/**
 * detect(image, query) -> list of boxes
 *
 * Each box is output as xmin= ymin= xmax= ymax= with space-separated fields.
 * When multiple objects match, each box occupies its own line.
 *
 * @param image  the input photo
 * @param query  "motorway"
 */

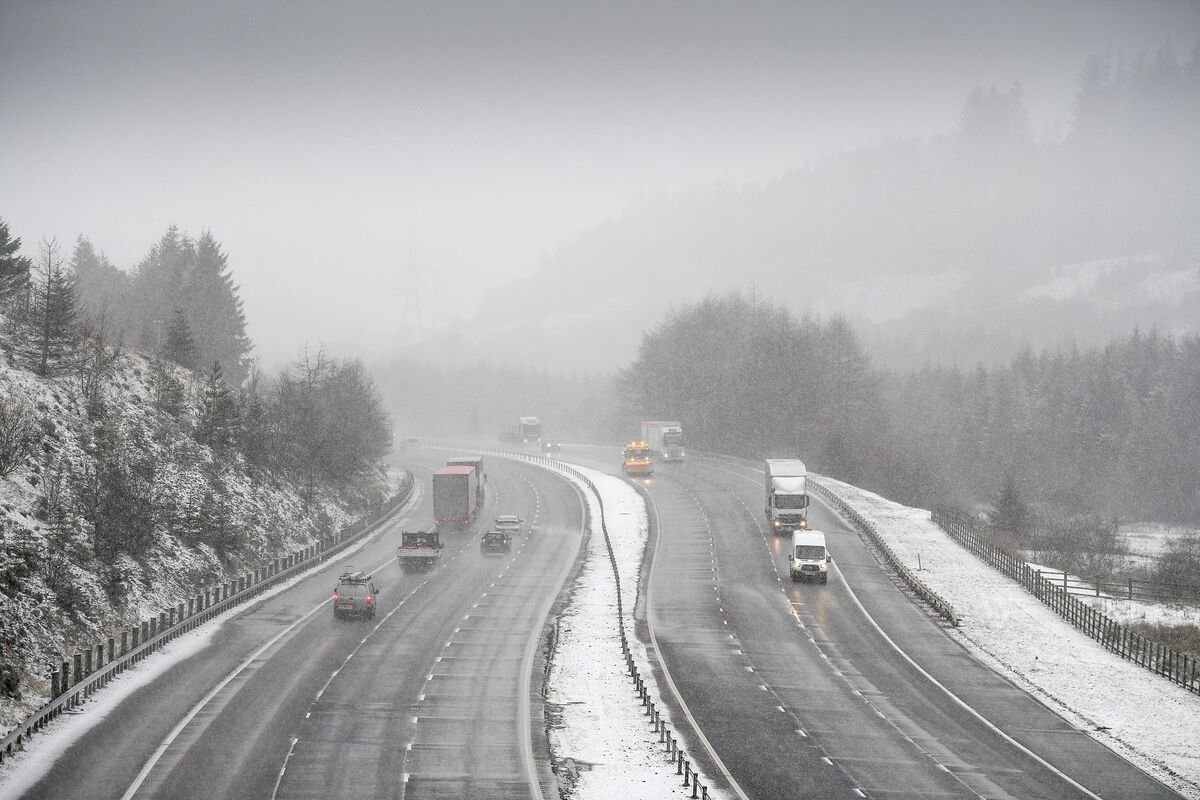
xmin=14 ymin=454 xmax=583 ymax=800
xmin=10 ymin=444 xmax=1185 ymax=800
xmin=559 ymin=444 xmax=1182 ymax=800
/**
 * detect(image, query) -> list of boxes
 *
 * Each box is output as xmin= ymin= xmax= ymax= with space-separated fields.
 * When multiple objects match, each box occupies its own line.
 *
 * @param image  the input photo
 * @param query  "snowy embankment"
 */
xmin=545 ymin=466 xmax=732 ymax=800
xmin=818 ymin=476 xmax=1200 ymax=799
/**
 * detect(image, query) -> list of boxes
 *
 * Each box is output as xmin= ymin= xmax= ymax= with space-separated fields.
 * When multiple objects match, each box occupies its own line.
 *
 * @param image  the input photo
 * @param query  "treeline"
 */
xmin=619 ymin=294 xmax=894 ymax=487
xmin=621 ymin=294 xmax=1200 ymax=531
xmin=0 ymin=218 xmax=392 ymax=566
xmin=1 ymin=223 xmax=251 ymax=384
xmin=887 ymin=330 xmax=1200 ymax=524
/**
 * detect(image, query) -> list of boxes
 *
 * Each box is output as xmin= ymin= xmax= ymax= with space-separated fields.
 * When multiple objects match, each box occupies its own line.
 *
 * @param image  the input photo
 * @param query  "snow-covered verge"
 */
xmin=0 ymin=343 xmax=392 ymax=740
xmin=818 ymin=476 xmax=1200 ymax=799
xmin=545 ymin=466 xmax=732 ymax=800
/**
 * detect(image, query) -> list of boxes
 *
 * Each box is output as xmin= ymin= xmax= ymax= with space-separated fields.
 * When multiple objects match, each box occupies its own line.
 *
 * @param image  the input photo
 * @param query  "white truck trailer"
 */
xmin=764 ymin=458 xmax=809 ymax=535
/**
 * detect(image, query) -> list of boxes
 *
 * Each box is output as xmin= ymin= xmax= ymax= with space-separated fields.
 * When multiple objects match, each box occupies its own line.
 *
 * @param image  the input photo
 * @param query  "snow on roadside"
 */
xmin=818 ymin=476 xmax=1200 ymax=799
xmin=0 ymin=504 xmax=406 ymax=797
xmin=545 ymin=465 xmax=732 ymax=800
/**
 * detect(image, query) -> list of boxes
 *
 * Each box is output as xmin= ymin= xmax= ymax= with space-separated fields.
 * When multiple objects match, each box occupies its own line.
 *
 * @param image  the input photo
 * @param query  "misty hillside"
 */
xmin=0 ymin=293 xmax=395 ymax=724
xmin=409 ymin=45 xmax=1200 ymax=372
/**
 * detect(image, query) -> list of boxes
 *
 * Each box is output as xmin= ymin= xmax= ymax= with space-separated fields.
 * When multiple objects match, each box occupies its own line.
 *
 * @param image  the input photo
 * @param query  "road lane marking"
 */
xmin=122 ymin=543 xmax=415 ymax=800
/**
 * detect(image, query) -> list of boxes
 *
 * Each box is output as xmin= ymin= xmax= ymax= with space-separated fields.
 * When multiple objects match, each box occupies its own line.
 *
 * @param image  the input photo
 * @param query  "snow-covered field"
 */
xmin=819 ymin=476 xmax=1200 ymax=799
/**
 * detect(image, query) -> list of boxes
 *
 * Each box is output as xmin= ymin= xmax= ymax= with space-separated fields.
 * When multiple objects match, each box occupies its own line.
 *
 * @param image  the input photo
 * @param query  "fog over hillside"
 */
xmin=4 ymin=1 xmax=1198 ymax=373
xmin=415 ymin=48 xmax=1200 ymax=373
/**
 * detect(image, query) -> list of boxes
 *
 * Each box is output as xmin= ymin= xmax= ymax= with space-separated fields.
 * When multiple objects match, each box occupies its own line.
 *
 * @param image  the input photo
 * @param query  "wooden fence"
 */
xmin=933 ymin=507 xmax=1199 ymax=695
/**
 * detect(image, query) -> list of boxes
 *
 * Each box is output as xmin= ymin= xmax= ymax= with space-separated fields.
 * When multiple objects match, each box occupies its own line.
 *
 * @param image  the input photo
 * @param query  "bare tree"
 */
xmin=0 ymin=390 xmax=40 ymax=477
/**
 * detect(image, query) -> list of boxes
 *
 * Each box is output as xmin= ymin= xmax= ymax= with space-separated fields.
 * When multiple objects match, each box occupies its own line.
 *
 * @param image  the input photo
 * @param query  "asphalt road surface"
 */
xmin=16 ymin=454 xmax=583 ymax=800
xmin=559 ymin=444 xmax=1182 ymax=800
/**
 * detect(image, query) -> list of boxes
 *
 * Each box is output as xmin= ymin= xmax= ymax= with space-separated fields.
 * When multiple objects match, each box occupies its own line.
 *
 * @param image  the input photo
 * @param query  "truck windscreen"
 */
xmin=776 ymin=494 xmax=808 ymax=509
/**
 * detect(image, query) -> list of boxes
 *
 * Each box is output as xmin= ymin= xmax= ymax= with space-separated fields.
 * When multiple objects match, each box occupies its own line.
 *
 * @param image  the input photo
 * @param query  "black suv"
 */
xmin=332 ymin=570 xmax=379 ymax=620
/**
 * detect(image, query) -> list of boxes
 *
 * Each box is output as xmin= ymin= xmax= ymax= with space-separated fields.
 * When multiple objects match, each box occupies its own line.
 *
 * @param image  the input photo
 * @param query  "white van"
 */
xmin=789 ymin=530 xmax=830 ymax=584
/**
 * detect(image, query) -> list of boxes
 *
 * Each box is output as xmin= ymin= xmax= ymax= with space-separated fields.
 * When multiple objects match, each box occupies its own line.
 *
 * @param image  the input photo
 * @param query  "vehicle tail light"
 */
xmin=366 ymin=595 xmax=372 ymax=603
xmin=333 ymin=592 xmax=340 ymax=601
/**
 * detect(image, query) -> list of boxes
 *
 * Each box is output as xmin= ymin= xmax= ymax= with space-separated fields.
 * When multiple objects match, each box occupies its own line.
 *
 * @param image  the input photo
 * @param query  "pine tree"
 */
xmin=150 ymin=357 xmax=187 ymax=418
xmin=184 ymin=232 xmax=252 ymax=385
xmin=196 ymin=360 xmax=239 ymax=454
xmin=70 ymin=236 xmax=134 ymax=337
xmin=16 ymin=238 xmax=82 ymax=376
xmin=130 ymin=226 xmax=194 ymax=354
xmin=994 ymin=473 xmax=1030 ymax=537
xmin=0 ymin=217 xmax=32 ymax=302
xmin=164 ymin=308 xmax=198 ymax=370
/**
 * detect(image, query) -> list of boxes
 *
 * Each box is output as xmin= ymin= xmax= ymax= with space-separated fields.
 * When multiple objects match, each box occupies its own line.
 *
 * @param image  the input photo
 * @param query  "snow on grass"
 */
xmin=818 ymin=476 xmax=1200 ymax=799
xmin=545 ymin=465 xmax=731 ymax=800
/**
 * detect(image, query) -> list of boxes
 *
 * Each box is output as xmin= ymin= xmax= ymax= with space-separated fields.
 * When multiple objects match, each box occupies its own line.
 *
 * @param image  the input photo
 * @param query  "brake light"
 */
xmin=333 ymin=592 xmax=340 ymax=601
xmin=366 ymin=595 xmax=372 ymax=603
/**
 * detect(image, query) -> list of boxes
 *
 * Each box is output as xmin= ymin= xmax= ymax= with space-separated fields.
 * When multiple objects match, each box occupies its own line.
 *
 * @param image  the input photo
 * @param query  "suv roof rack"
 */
xmin=338 ymin=569 xmax=370 ymax=582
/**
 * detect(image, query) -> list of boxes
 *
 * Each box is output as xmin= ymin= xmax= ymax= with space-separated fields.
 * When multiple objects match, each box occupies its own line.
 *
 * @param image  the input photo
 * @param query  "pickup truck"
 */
xmin=396 ymin=530 xmax=443 ymax=571
xmin=480 ymin=529 xmax=512 ymax=555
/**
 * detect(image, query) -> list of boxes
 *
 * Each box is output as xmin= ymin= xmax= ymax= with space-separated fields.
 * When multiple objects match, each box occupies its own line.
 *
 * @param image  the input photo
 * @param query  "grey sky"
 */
xmin=2 ymin=0 xmax=1197 ymax=368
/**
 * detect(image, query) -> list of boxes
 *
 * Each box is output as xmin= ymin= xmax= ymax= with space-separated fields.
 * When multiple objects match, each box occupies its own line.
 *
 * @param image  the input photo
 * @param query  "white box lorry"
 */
xmin=764 ymin=458 xmax=808 ymax=534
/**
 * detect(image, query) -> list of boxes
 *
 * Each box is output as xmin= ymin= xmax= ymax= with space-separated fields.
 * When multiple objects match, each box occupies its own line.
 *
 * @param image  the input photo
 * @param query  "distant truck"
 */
xmin=623 ymin=441 xmax=654 ymax=476
xmin=433 ymin=464 xmax=481 ymax=530
xmin=500 ymin=417 xmax=543 ymax=445
xmin=788 ymin=529 xmax=830 ymax=583
xmin=396 ymin=530 xmax=443 ymax=571
xmin=641 ymin=421 xmax=686 ymax=461
xmin=764 ymin=458 xmax=808 ymax=534
xmin=519 ymin=416 xmax=542 ymax=443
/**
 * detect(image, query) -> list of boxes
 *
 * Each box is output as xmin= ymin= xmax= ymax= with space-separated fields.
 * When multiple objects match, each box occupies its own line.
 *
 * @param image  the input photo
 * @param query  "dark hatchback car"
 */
xmin=480 ymin=529 xmax=512 ymax=555
xmin=333 ymin=571 xmax=379 ymax=620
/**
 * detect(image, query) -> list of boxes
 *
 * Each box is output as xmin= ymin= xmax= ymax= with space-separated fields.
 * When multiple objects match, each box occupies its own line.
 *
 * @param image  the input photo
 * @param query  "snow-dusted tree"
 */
xmin=185 ymin=232 xmax=251 ymax=384
xmin=0 ymin=217 xmax=32 ymax=302
xmin=0 ymin=390 xmax=40 ymax=477
xmin=73 ymin=305 xmax=123 ymax=420
xmin=70 ymin=236 xmax=133 ymax=337
xmin=129 ymin=226 xmax=193 ymax=355
xmin=16 ymin=238 xmax=83 ymax=376
xmin=164 ymin=308 xmax=198 ymax=370
xmin=150 ymin=357 xmax=187 ymax=419
xmin=993 ymin=473 xmax=1030 ymax=537
xmin=236 ymin=366 xmax=273 ymax=472
xmin=73 ymin=415 xmax=157 ymax=561
xmin=196 ymin=360 xmax=239 ymax=454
